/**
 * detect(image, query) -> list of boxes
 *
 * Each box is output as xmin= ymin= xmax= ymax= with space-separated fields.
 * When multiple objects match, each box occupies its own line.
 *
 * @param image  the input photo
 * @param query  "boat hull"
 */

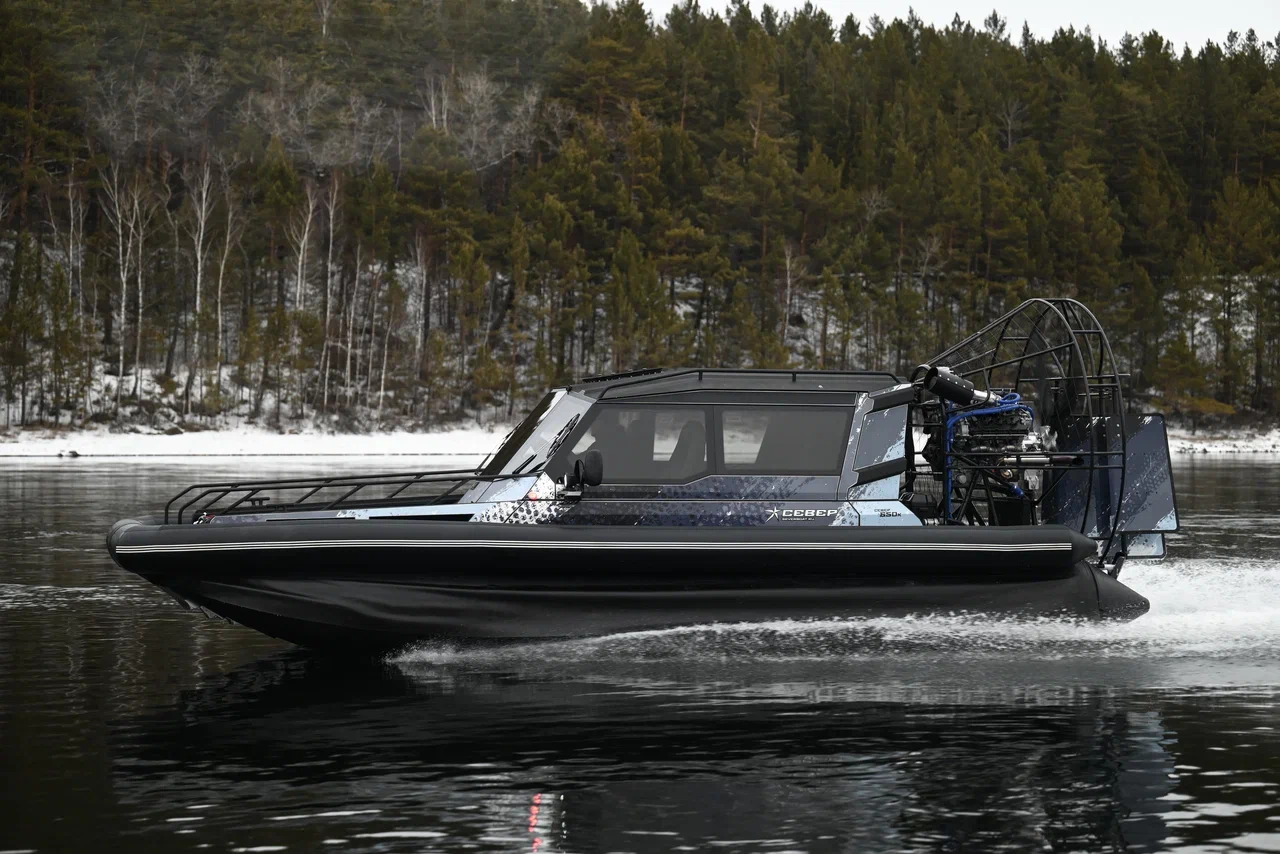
xmin=108 ymin=519 xmax=1149 ymax=649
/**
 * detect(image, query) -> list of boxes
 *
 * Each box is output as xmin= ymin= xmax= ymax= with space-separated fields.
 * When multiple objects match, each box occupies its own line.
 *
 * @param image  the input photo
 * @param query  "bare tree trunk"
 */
xmin=319 ymin=346 xmax=330 ymax=414
xmin=214 ymin=230 xmax=234 ymax=408
xmin=377 ymin=296 xmax=392 ymax=425
xmin=99 ymin=163 xmax=136 ymax=419
xmin=345 ymin=241 xmax=361 ymax=402
xmin=55 ymin=169 xmax=87 ymax=330
xmin=321 ymin=171 xmax=341 ymax=413
xmin=157 ymin=157 xmax=186 ymax=397
xmin=129 ymin=178 xmax=157 ymax=404
xmin=286 ymin=180 xmax=319 ymax=418
xmin=184 ymin=159 xmax=216 ymax=414
xmin=362 ymin=265 xmax=382 ymax=409
xmin=314 ymin=0 xmax=337 ymax=39
xmin=413 ymin=232 xmax=429 ymax=375
xmin=84 ymin=275 xmax=99 ymax=420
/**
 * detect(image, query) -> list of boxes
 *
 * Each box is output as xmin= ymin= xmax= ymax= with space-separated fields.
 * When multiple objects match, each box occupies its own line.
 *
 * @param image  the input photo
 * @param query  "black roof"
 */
xmin=569 ymin=368 xmax=901 ymax=402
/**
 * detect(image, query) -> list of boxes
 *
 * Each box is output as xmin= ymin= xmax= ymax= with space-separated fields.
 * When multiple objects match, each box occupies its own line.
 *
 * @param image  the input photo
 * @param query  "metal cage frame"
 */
xmin=922 ymin=298 xmax=1128 ymax=561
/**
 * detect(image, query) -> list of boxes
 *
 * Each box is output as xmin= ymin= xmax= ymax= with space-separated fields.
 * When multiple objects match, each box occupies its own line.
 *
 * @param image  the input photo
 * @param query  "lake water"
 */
xmin=2 ymin=457 xmax=1279 ymax=853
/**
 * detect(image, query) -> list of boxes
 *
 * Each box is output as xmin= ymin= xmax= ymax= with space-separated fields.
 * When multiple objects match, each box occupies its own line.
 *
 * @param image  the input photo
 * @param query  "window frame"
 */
xmin=712 ymin=404 xmax=855 ymax=477
xmin=547 ymin=403 xmax=714 ymax=485
xmin=479 ymin=389 xmax=594 ymax=477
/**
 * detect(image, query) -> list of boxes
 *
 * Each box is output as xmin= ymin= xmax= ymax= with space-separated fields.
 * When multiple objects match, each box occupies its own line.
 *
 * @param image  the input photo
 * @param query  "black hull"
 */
xmin=108 ymin=519 xmax=1149 ymax=649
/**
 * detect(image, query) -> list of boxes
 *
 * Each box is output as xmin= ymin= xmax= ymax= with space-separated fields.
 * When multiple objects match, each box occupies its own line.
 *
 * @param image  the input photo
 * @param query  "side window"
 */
xmin=569 ymin=407 xmax=708 ymax=482
xmin=719 ymin=407 xmax=852 ymax=474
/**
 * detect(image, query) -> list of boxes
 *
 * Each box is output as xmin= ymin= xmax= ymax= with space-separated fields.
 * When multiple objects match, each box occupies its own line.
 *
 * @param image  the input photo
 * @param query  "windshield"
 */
xmin=480 ymin=390 xmax=594 ymax=477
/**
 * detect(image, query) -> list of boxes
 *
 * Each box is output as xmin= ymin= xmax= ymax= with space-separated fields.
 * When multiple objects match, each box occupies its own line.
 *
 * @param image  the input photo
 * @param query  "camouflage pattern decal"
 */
xmin=465 ymin=476 xmax=538 ymax=504
xmin=1115 ymin=415 xmax=1179 ymax=534
xmin=846 ymin=478 xmax=899 ymax=501
xmin=479 ymin=474 xmax=846 ymax=527
xmin=830 ymin=502 xmax=860 ymax=526
xmin=853 ymin=405 xmax=908 ymax=470
xmin=474 ymin=497 xmax=575 ymax=525
xmin=554 ymin=500 xmax=843 ymax=527
xmin=586 ymin=474 xmax=840 ymax=502
xmin=472 ymin=474 xmax=568 ymax=523
xmin=1123 ymin=532 xmax=1166 ymax=558
xmin=838 ymin=393 xmax=874 ymax=497
xmin=839 ymin=395 xmax=908 ymax=497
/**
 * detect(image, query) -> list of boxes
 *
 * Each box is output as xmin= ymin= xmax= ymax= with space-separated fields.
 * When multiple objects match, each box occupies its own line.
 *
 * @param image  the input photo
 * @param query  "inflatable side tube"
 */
xmin=110 ymin=518 xmax=1096 ymax=582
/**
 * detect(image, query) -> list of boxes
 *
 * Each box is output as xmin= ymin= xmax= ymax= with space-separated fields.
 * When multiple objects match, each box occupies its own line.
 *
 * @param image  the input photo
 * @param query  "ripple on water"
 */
xmin=0 ymin=582 xmax=152 ymax=610
xmin=5 ymin=458 xmax=1280 ymax=854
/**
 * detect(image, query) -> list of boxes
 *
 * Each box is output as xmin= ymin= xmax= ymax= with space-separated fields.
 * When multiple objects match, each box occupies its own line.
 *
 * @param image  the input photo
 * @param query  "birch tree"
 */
xmin=213 ymin=154 xmax=243 ymax=407
xmin=314 ymin=0 xmax=338 ymax=40
xmin=99 ymin=162 xmax=136 ymax=417
xmin=183 ymin=158 xmax=217 ymax=412
xmin=416 ymin=70 xmax=450 ymax=132
xmin=286 ymin=179 xmax=319 ymax=417
xmin=320 ymin=170 xmax=342 ymax=412
xmin=160 ymin=53 xmax=225 ymax=154
xmin=128 ymin=175 xmax=159 ymax=403
xmin=454 ymin=70 xmax=505 ymax=170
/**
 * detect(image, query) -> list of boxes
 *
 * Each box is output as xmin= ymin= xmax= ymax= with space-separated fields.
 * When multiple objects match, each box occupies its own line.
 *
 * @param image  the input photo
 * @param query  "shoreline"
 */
xmin=1166 ymin=428 xmax=1280 ymax=455
xmin=0 ymin=424 xmax=1275 ymax=459
xmin=0 ymin=425 xmax=509 ymax=459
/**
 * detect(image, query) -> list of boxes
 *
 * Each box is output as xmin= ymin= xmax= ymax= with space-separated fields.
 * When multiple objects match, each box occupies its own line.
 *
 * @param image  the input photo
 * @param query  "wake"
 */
xmin=391 ymin=559 xmax=1280 ymax=665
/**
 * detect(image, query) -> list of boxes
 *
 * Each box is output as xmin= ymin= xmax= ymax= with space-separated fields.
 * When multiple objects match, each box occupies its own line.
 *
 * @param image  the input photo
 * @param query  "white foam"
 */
xmin=391 ymin=559 xmax=1280 ymax=667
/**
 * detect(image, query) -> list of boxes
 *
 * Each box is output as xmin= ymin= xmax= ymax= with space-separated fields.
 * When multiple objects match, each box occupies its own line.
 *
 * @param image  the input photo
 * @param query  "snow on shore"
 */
xmin=1 ymin=421 xmax=1276 ymax=459
xmin=1168 ymin=427 xmax=1280 ymax=455
xmin=0 ymin=425 xmax=510 ymax=459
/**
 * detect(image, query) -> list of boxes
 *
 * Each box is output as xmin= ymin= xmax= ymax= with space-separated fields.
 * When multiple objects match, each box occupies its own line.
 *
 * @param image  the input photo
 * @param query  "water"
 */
xmin=2 ymin=457 xmax=1280 ymax=853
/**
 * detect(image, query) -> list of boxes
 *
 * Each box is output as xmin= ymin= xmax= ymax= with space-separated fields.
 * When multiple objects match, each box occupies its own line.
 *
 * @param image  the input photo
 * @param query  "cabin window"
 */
xmin=568 ymin=406 xmax=709 ymax=482
xmin=718 ymin=407 xmax=851 ymax=474
xmin=480 ymin=390 xmax=594 ymax=476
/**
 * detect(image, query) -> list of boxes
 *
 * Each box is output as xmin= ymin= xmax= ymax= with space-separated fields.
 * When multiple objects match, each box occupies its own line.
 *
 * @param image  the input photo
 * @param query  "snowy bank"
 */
xmin=3 ymin=421 xmax=1276 ymax=459
xmin=1168 ymin=427 xmax=1280 ymax=455
xmin=0 ymin=425 xmax=510 ymax=459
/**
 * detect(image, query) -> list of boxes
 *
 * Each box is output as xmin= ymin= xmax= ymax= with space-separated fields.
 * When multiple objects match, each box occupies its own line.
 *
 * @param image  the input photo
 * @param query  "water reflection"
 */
xmin=107 ymin=651 xmax=1203 ymax=853
xmin=1 ymin=456 xmax=1280 ymax=852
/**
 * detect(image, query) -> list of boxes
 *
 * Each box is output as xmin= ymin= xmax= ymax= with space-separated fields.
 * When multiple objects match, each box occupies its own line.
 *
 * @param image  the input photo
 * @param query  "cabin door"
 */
xmin=558 ymin=404 xmax=712 ymax=525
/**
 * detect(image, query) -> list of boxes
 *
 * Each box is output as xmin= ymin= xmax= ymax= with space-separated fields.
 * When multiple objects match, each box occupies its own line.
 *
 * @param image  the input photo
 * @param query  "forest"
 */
xmin=1 ymin=0 xmax=1279 ymax=432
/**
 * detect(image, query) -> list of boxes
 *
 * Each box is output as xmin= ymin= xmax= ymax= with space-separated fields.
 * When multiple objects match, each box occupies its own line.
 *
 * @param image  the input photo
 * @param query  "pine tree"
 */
xmin=6 ymin=1 xmax=1280 ymax=426
xmin=1206 ymin=177 xmax=1277 ymax=406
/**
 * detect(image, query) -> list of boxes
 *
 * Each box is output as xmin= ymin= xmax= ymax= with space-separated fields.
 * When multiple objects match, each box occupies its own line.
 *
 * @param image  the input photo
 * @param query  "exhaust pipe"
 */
xmin=922 ymin=365 xmax=1002 ymax=406
xmin=997 ymin=454 xmax=1083 ymax=467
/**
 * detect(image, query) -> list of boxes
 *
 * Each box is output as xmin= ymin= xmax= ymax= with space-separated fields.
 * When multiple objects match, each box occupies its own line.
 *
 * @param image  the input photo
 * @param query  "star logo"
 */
xmin=765 ymin=506 xmax=781 ymax=522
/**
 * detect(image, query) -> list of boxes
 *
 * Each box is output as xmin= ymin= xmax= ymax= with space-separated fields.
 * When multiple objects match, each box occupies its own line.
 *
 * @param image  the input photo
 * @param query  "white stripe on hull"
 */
xmin=115 ymin=539 xmax=1073 ymax=555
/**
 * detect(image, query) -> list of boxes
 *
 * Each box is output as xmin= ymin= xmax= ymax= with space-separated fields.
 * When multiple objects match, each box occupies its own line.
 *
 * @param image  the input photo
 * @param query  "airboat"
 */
xmin=107 ymin=299 xmax=1177 ymax=649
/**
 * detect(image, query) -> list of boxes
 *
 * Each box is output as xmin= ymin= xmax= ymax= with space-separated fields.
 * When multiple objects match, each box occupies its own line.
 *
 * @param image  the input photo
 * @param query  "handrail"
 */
xmin=163 ymin=467 xmax=514 ymax=524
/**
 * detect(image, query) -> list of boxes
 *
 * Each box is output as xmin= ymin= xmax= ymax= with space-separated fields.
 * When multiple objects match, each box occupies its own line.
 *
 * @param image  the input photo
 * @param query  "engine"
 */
xmin=907 ymin=300 xmax=1178 ymax=571
xmin=912 ymin=367 xmax=1067 ymax=525
xmin=950 ymin=407 xmax=1036 ymax=459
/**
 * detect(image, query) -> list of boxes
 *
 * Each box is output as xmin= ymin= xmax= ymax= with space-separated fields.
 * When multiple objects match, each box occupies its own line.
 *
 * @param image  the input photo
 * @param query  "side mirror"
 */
xmin=577 ymin=449 xmax=605 ymax=487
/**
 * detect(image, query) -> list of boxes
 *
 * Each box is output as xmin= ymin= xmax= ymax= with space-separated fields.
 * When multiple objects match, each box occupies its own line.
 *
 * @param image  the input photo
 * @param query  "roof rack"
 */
xmin=575 ymin=366 xmax=671 ymax=385
xmin=586 ymin=367 xmax=901 ymax=400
